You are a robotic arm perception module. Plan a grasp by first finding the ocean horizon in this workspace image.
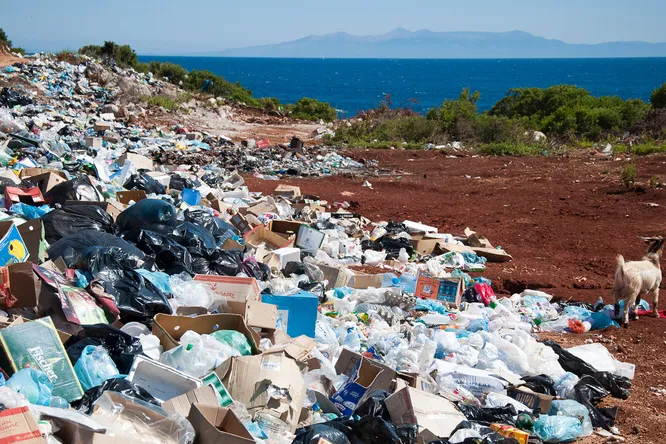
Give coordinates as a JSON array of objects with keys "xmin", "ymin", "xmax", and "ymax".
[{"xmin": 137, "ymin": 56, "xmax": 666, "ymax": 115}]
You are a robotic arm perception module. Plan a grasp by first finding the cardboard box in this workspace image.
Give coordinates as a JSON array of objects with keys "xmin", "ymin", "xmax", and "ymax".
[
  {"xmin": 269, "ymin": 220, "xmax": 302, "ymax": 243},
  {"xmin": 117, "ymin": 152, "xmax": 153, "ymax": 171},
  {"xmin": 91, "ymin": 435, "xmax": 143, "ymax": 444},
  {"xmin": 84, "ymin": 137, "xmax": 103, "ymax": 149},
  {"xmin": 349, "ymin": 271, "xmax": 383, "ymax": 289},
  {"xmin": 19, "ymin": 167, "xmax": 67, "ymax": 180},
  {"xmin": 187, "ymin": 404, "xmax": 254, "ymax": 444},
  {"xmin": 245, "ymin": 201, "xmax": 277, "ymax": 218},
  {"xmin": 116, "ymin": 190, "xmax": 147, "ymax": 204},
  {"xmin": 26, "ymin": 172, "xmax": 67, "ymax": 193},
  {"xmin": 330, "ymin": 355, "xmax": 394, "ymax": 416},
  {"xmin": 274, "ymin": 185, "xmax": 301, "ymax": 199},
  {"xmin": 162, "ymin": 385, "xmax": 219, "ymax": 418},
  {"xmin": 0, "ymin": 262, "xmax": 40, "ymax": 309},
  {"xmin": 261, "ymin": 291, "xmax": 319, "ymax": 338},
  {"xmin": 334, "ymin": 348, "xmax": 396, "ymax": 390},
  {"xmin": 127, "ymin": 355, "xmax": 202, "ymax": 402},
  {"xmin": 229, "ymin": 213, "xmax": 252, "ymax": 235},
  {"xmin": 415, "ymin": 273, "xmax": 464, "ymax": 308},
  {"xmin": 94, "ymin": 121, "xmax": 112, "ymax": 132},
  {"xmin": 491, "ymin": 424, "xmax": 529, "ymax": 444},
  {"xmin": 410, "ymin": 234, "xmax": 444, "ymax": 255},
  {"xmin": 0, "ymin": 317, "xmax": 83, "ymax": 402},
  {"xmin": 265, "ymin": 247, "xmax": 301, "ymax": 270},
  {"xmin": 192, "ymin": 275, "xmax": 260, "ymax": 303},
  {"xmin": 65, "ymin": 200, "xmax": 121, "ymax": 221},
  {"xmin": 507, "ymin": 385, "xmax": 554, "ymax": 414},
  {"xmin": 214, "ymin": 347, "xmax": 307, "ymax": 431},
  {"xmin": 385, "ymin": 387, "xmax": 466, "ymax": 439},
  {"xmin": 227, "ymin": 300, "xmax": 277, "ymax": 331},
  {"xmin": 17, "ymin": 219, "xmax": 44, "ymax": 264},
  {"xmin": 152, "ymin": 313, "xmax": 260, "ymax": 354},
  {"xmin": 244, "ymin": 225, "xmax": 294, "ymax": 251},
  {"xmin": 0, "ymin": 406, "xmax": 46, "ymax": 443},
  {"xmin": 4, "ymin": 186, "xmax": 45, "ymax": 209}
]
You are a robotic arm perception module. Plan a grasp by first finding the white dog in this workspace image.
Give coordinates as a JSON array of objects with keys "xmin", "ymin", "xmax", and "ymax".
[{"xmin": 612, "ymin": 238, "xmax": 663, "ymax": 328}]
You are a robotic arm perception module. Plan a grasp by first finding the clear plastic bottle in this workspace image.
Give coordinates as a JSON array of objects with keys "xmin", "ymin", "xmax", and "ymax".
[
  {"xmin": 399, "ymin": 273, "xmax": 417, "ymax": 294},
  {"xmin": 381, "ymin": 273, "xmax": 400, "ymax": 288}
]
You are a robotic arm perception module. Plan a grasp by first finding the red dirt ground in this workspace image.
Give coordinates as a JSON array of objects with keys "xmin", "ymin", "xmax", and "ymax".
[{"xmin": 245, "ymin": 149, "xmax": 666, "ymax": 443}]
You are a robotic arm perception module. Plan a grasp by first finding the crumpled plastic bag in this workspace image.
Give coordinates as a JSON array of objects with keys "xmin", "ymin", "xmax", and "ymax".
[
  {"xmin": 116, "ymin": 199, "xmax": 176, "ymax": 232},
  {"xmin": 534, "ymin": 415, "xmax": 584, "ymax": 443},
  {"xmin": 209, "ymin": 330, "xmax": 252, "ymax": 356},
  {"xmin": 74, "ymin": 345, "xmax": 120, "ymax": 391},
  {"xmin": 41, "ymin": 204, "xmax": 115, "ymax": 243},
  {"xmin": 75, "ymin": 378, "xmax": 160, "ymax": 415},
  {"xmin": 124, "ymin": 173, "xmax": 166, "ymax": 195},
  {"xmin": 159, "ymin": 331, "xmax": 240, "ymax": 378},
  {"xmin": 5, "ymin": 368, "xmax": 53, "ymax": 406},
  {"xmin": 548, "ymin": 399, "xmax": 593, "ymax": 436}
]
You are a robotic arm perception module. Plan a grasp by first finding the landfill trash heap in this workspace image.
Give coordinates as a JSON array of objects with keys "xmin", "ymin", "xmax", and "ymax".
[{"xmin": 0, "ymin": 53, "xmax": 636, "ymax": 444}]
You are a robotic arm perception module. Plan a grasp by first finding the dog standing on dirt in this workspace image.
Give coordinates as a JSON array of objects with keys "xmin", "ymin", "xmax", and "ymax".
[{"xmin": 612, "ymin": 238, "xmax": 663, "ymax": 328}]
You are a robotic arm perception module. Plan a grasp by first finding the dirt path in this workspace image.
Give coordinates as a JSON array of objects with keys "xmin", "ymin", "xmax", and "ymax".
[{"xmin": 245, "ymin": 149, "xmax": 666, "ymax": 443}]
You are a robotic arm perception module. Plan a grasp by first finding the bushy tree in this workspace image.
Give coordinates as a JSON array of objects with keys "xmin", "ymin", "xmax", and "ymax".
[
  {"xmin": 290, "ymin": 98, "xmax": 337, "ymax": 122},
  {"xmin": 652, "ymin": 83, "xmax": 666, "ymax": 109},
  {"xmin": 0, "ymin": 27, "xmax": 12, "ymax": 47}
]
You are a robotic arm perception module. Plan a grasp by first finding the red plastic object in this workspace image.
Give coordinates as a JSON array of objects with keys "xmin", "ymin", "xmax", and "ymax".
[
  {"xmin": 257, "ymin": 138, "xmax": 270, "ymax": 149},
  {"xmin": 474, "ymin": 283, "xmax": 495, "ymax": 306}
]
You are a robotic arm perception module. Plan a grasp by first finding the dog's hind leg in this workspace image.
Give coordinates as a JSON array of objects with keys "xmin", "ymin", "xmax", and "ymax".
[
  {"xmin": 632, "ymin": 297, "xmax": 641, "ymax": 321},
  {"xmin": 651, "ymin": 287, "xmax": 660, "ymax": 317}
]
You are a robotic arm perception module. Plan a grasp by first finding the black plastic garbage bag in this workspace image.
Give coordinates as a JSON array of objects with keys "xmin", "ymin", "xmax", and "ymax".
[
  {"xmin": 170, "ymin": 222, "xmax": 218, "ymax": 251},
  {"xmin": 124, "ymin": 173, "xmax": 166, "ymax": 195},
  {"xmin": 65, "ymin": 324, "xmax": 142, "ymax": 374},
  {"xmin": 48, "ymin": 230, "xmax": 145, "ymax": 267},
  {"xmin": 458, "ymin": 404, "xmax": 518, "ymax": 426},
  {"xmin": 184, "ymin": 209, "xmax": 239, "ymax": 240},
  {"xmin": 116, "ymin": 199, "xmax": 176, "ymax": 232},
  {"xmin": 169, "ymin": 174, "xmax": 195, "ymax": 191},
  {"xmin": 292, "ymin": 424, "xmax": 351, "ymax": 444},
  {"xmin": 521, "ymin": 375, "xmax": 556, "ymax": 396},
  {"xmin": 74, "ymin": 246, "xmax": 171, "ymax": 323},
  {"xmin": 74, "ymin": 378, "xmax": 160, "ymax": 414},
  {"xmin": 0, "ymin": 87, "xmax": 32, "ymax": 107},
  {"xmin": 362, "ymin": 237, "xmax": 413, "ymax": 259},
  {"xmin": 448, "ymin": 421, "xmax": 521, "ymax": 444},
  {"xmin": 574, "ymin": 375, "xmax": 618, "ymax": 429},
  {"xmin": 44, "ymin": 175, "xmax": 103, "ymax": 206},
  {"xmin": 543, "ymin": 340, "xmax": 631, "ymax": 399},
  {"xmin": 241, "ymin": 257, "xmax": 270, "ymax": 281},
  {"xmin": 125, "ymin": 228, "xmax": 194, "ymax": 275},
  {"xmin": 208, "ymin": 249, "xmax": 244, "ymax": 276},
  {"xmin": 354, "ymin": 389, "xmax": 392, "ymax": 418},
  {"xmin": 41, "ymin": 205, "xmax": 115, "ymax": 243}
]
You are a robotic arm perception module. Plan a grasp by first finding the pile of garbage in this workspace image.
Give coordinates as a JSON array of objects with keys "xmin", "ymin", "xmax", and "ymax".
[{"xmin": 0, "ymin": 54, "xmax": 636, "ymax": 444}]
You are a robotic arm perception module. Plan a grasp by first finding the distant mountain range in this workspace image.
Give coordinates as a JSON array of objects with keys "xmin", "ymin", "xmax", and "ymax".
[{"xmin": 203, "ymin": 29, "xmax": 666, "ymax": 58}]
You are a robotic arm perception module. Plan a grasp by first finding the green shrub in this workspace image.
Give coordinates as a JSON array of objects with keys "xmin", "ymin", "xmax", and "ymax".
[
  {"xmin": 10, "ymin": 47, "xmax": 24, "ymax": 55},
  {"xmin": 144, "ymin": 93, "xmax": 191, "ymax": 111},
  {"xmin": 629, "ymin": 141, "xmax": 666, "ymax": 155},
  {"xmin": 261, "ymin": 97, "xmax": 282, "ymax": 112},
  {"xmin": 55, "ymin": 50, "xmax": 78, "ymax": 64},
  {"xmin": 149, "ymin": 61, "xmax": 188, "ymax": 84},
  {"xmin": 290, "ymin": 98, "xmax": 337, "ymax": 122},
  {"xmin": 0, "ymin": 27, "xmax": 12, "ymax": 47},
  {"xmin": 479, "ymin": 142, "xmax": 546, "ymax": 156},
  {"xmin": 474, "ymin": 114, "xmax": 527, "ymax": 144},
  {"xmin": 426, "ymin": 88, "xmax": 480, "ymax": 140},
  {"xmin": 79, "ymin": 44, "xmax": 102, "ymax": 58},
  {"xmin": 652, "ymin": 83, "xmax": 666, "ymax": 109},
  {"xmin": 621, "ymin": 163, "xmax": 637, "ymax": 189}
]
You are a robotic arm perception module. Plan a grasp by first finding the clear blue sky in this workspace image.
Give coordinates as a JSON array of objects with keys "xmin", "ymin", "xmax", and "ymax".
[{"xmin": 3, "ymin": 0, "xmax": 666, "ymax": 54}]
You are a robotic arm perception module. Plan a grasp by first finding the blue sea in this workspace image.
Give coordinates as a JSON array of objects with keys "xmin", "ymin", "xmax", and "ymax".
[{"xmin": 137, "ymin": 57, "xmax": 666, "ymax": 116}]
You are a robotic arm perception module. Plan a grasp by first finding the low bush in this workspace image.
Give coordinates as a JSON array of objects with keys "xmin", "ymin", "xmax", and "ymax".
[
  {"xmin": 621, "ymin": 163, "xmax": 637, "ymax": 189},
  {"xmin": 290, "ymin": 98, "xmax": 337, "ymax": 122},
  {"xmin": 651, "ymin": 83, "xmax": 666, "ymax": 109},
  {"xmin": 479, "ymin": 142, "xmax": 547, "ymax": 156}
]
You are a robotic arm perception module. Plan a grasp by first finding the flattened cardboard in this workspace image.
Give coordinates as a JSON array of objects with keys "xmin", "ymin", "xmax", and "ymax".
[
  {"xmin": 245, "ymin": 225, "xmax": 294, "ymax": 251},
  {"xmin": 227, "ymin": 300, "xmax": 277, "ymax": 331},
  {"xmin": 19, "ymin": 168, "xmax": 67, "ymax": 180},
  {"xmin": 215, "ymin": 350, "xmax": 307, "ymax": 431},
  {"xmin": 0, "ymin": 406, "xmax": 45, "ymax": 443},
  {"xmin": 507, "ymin": 385, "xmax": 553, "ymax": 414},
  {"xmin": 117, "ymin": 152, "xmax": 154, "ymax": 171},
  {"xmin": 187, "ymin": 404, "xmax": 254, "ymax": 444},
  {"xmin": 410, "ymin": 234, "xmax": 442, "ymax": 255},
  {"xmin": 385, "ymin": 386, "xmax": 466, "ymax": 439},
  {"xmin": 192, "ymin": 275, "xmax": 260, "ymax": 303},
  {"xmin": 152, "ymin": 313, "xmax": 260, "ymax": 354},
  {"xmin": 415, "ymin": 273, "xmax": 464, "ymax": 308},
  {"xmin": 27, "ymin": 172, "xmax": 67, "ymax": 193},
  {"xmin": 246, "ymin": 201, "xmax": 277, "ymax": 217},
  {"xmin": 318, "ymin": 263, "xmax": 353, "ymax": 290},
  {"xmin": 162, "ymin": 385, "xmax": 219, "ymax": 418},
  {"xmin": 116, "ymin": 190, "xmax": 147, "ymax": 204},
  {"xmin": 0, "ymin": 221, "xmax": 29, "ymax": 265},
  {"xmin": 261, "ymin": 291, "xmax": 319, "ymax": 338},
  {"xmin": 229, "ymin": 213, "xmax": 252, "ymax": 235},
  {"xmin": 17, "ymin": 219, "xmax": 44, "ymax": 264},
  {"xmin": 0, "ymin": 262, "xmax": 40, "ymax": 309}
]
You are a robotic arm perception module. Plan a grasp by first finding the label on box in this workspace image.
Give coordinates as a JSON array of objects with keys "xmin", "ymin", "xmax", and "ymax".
[
  {"xmin": 202, "ymin": 372, "xmax": 233, "ymax": 407},
  {"xmin": 276, "ymin": 309, "xmax": 289, "ymax": 332},
  {"xmin": 0, "ymin": 224, "xmax": 29, "ymax": 266}
]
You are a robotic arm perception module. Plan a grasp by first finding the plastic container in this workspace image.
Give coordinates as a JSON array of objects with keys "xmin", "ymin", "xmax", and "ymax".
[{"xmin": 121, "ymin": 322, "xmax": 150, "ymax": 337}]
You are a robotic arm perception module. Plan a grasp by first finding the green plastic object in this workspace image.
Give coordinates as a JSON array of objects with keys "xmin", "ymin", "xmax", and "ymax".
[{"xmin": 209, "ymin": 330, "xmax": 252, "ymax": 356}]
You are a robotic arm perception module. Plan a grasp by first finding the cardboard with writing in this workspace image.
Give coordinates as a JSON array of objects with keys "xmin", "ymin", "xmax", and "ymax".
[
  {"xmin": 187, "ymin": 404, "xmax": 254, "ymax": 444},
  {"xmin": 192, "ymin": 275, "xmax": 260, "ymax": 303},
  {"xmin": 0, "ymin": 221, "xmax": 29, "ymax": 266},
  {"xmin": 330, "ymin": 356, "xmax": 392, "ymax": 416},
  {"xmin": 0, "ymin": 406, "xmax": 46, "ymax": 443}
]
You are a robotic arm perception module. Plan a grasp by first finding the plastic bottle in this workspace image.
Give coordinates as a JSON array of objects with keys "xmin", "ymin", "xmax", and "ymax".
[{"xmin": 381, "ymin": 273, "xmax": 400, "ymax": 288}]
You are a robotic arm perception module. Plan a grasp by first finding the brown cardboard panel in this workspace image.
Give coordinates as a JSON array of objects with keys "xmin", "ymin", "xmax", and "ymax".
[
  {"xmin": 0, "ymin": 406, "xmax": 45, "ymax": 443},
  {"xmin": 116, "ymin": 190, "xmax": 147, "ymax": 204},
  {"xmin": 187, "ymin": 404, "xmax": 254, "ymax": 444},
  {"xmin": 17, "ymin": 219, "xmax": 43, "ymax": 264},
  {"xmin": 117, "ymin": 153, "xmax": 154, "ymax": 171},
  {"xmin": 26, "ymin": 172, "xmax": 67, "ymax": 193},
  {"xmin": 162, "ymin": 385, "xmax": 219, "ymax": 418},
  {"xmin": 226, "ymin": 300, "xmax": 277, "ymax": 330},
  {"xmin": 152, "ymin": 313, "xmax": 260, "ymax": 354},
  {"xmin": 65, "ymin": 201, "xmax": 121, "ymax": 221}
]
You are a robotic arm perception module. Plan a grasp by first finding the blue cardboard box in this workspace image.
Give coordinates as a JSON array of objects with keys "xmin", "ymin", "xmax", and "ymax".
[
  {"xmin": 261, "ymin": 290, "xmax": 318, "ymax": 338},
  {"xmin": 330, "ymin": 356, "xmax": 385, "ymax": 416}
]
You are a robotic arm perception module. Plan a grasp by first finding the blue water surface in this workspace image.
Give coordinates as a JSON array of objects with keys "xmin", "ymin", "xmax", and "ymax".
[{"xmin": 137, "ymin": 56, "xmax": 666, "ymax": 116}]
